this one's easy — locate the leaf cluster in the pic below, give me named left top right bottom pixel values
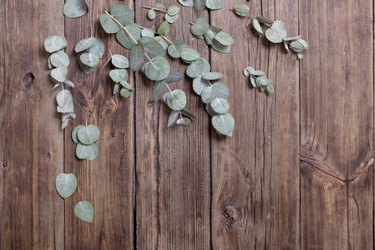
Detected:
left=178, top=0, right=223, bottom=11
left=63, top=0, right=88, bottom=18
left=145, top=3, right=180, bottom=24
left=243, top=67, right=274, bottom=94
left=190, top=18, right=234, bottom=54
left=75, top=37, right=106, bottom=73
left=72, top=124, right=100, bottom=160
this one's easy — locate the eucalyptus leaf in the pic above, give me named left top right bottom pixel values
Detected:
left=80, top=53, right=100, bottom=68
left=55, top=173, right=77, bottom=199
left=63, top=0, right=88, bottom=18
left=50, top=51, right=70, bottom=68
left=167, top=110, right=179, bottom=127
left=210, top=97, right=229, bottom=114
left=204, top=26, right=221, bottom=45
left=257, top=16, right=273, bottom=25
left=181, top=47, right=200, bottom=62
left=141, top=28, right=155, bottom=38
left=201, top=82, right=229, bottom=103
left=61, top=112, right=76, bottom=129
left=191, top=18, right=209, bottom=37
left=165, top=71, right=184, bottom=83
left=206, top=0, right=222, bottom=10
left=178, top=0, right=194, bottom=7
left=154, top=3, right=165, bottom=9
left=233, top=4, right=249, bottom=17
left=153, top=80, right=166, bottom=101
left=163, top=89, right=187, bottom=111
left=167, top=41, right=187, bottom=59
left=75, top=37, right=96, bottom=53
left=256, top=75, right=272, bottom=86
left=252, top=19, right=263, bottom=35
left=212, top=113, right=235, bottom=136
left=202, top=72, right=223, bottom=81
left=72, top=125, right=85, bottom=144
left=140, top=37, right=165, bottom=59
left=88, top=38, right=105, bottom=59
left=116, top=23, right=142, bottom=49
left=129, top=43, right=145, bottom=71
left=186, top=58, right=206, bottom=78
left=44, top=35, right=67, bottom=53
left=193, top=0, right=206, bottom=11
left=56, top=89, right=74, bottom=113
left=167, top=6, right=180, bottom=16
left=63, top=80, right=75, bottom=88
left=157, top=21, right=170, bottom=36
left=77, top=125, right=100, bottom=145
left=100, top=13, right=120, bottom=34
left=110, top=69, right=128, bottom=83
left=265, top=20, right=287, bottom=43
left=148, top=9, right=156, bottom=20
left=76, top=143, right=97, bottom=159
left=143, top=56, right=170, bottom=81
left=50, top=67, right=68, bottom=83
left=155, top=36, right=169, bottom=49
left=214, top=31, right=234, bottom=46
left=74, top=201, right=94, bottom=223
left=120, top=88, right=132, bottom=98
left=211, top=40, right=231, bottom=53
left=165, top=13, right=179, bottom=24
left=111, top=54, right=129, bottom=68
left=177, top=118, right=191, bottom=126
left=110, top=4, right=135, bottom=25
left=193, top=76, right=210, bottom=95
left=113, top=83, right=120, bottom=94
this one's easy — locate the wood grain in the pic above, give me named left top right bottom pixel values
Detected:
left=0, top=0, right=65, bottom=249
left=134, top=1, right=211, bottom=249
left=63, top=0, right=134, bottom=249
left=300, top=0, right=374, bottom=249
left=210, top=0, right=300, bottom=249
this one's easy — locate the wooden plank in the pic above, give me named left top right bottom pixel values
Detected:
left=134, top=1, right=211, bottom=249
left=63, top=0, right=134, bottom=248
left=210, top=0, right=300, bottom=249
left=0, top=0, right=64, bottom=249
left=299, top=0, right=374, bottom=249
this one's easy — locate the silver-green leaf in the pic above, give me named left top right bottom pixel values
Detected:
left=143, top=56, right=170, bottom=81
left=212, top=113, right=235, bottom=136
left=55, top=173, right=77, bottom=199
left=74, top=201, right=94, bottom=223
left=63, top=0, right=88, bottom=18
left=44, top=35, right=67, bottom=53
left=77, top=125, right=100, bottom=145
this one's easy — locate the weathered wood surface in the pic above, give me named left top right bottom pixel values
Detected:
left=0, top=0, right=373, bottom=249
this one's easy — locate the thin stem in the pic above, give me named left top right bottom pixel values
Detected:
left=144, top=53, right=152, bottom=62
left=179, top=111, right=183, bottom=119
left=104, top=11, right=138, bottom=44
left=189, top=22, right=194, bottom=25
left=164, top=82, right=173, bottom=93
left=143, top=6, right=168, bottom=13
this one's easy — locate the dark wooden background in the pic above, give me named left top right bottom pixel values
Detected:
left=0, top=0, right=373, bottom=249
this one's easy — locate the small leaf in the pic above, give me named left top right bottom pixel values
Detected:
left=116, top=23, right=142, bottom=49
left=214, top=31, right=234, bottom=46
left=181, top=47, right=200, bottom=62
left=74, top=201, right=94, bottom=223
left=157, top=21, right=171, bottom=36
left=165, top=13, right=179, bottom=24
left=252, top=19, right=263, bottom=35
left=193, top=76, right=210, bottom=95
left=111, top=54, right=129, bottom=69
left=72, top=125, right=85, bottom=144
left=140, top=37, right=165, bottom=59
left=153, top=80, right=167, bottom=101
left=76, top=143, right=99, bottom=160
left=129, top=43, right=145, bottom=71
left=167, top=41, right=187, bottom=59
left=63, top=0, right=88, bottom=18
left=167, top=6, right=180, bottom=16
left=233, top=4, right=250, bottom=17
left=143, top=56, right=170, bottom=81
left=178, top=0, right=194, bottom=7
left=191, top=18, right=209, bottom=37
left=110, top=4, right=135, bottom=25
left=120, top=88, right=132, bottom=98
left=167, top=110, right=179, bottom=127
left=193, top=0, right=206, bottom=11
left=141, top=28, right=155, bottom=38
left=201, top=82, right=229, bottom=103
left=80, top=53, right=100, bottom=68
left=75, top=37, right=96, bottom=53
left=147, top=9, right=156, bottom=20
left=113, top=83, right=121, bottom=94
left=155, top=36, right=169, bottom=49
left=212, top=113, right=235, bottom=136
left=154, top=3, right=165, bottom=9
left=56, top=89, right=74, bottom=113
left=100, top=13, right=120, bottom=34
left=202, top=72, right=223, bottom=81
left=49, top=51, right=70, bottom=68
left=109, top=69, right=128, bottom=83
left=163, top=89, right=187, bottom=111
left=210, top=97, right=229, bottom=114
left=51, top=67, right=68, bottom=83
left=77, top=125, right=100, bottom=145
left=176, top=118, right=191, bottom=126
left=265, top=20, right=287, bottom=43
left=44, top=35, right=67, bottom=53
left=256, top=75, right=272, bottom=86
left=55, top=173, right=77, bottom=199
left=88, top=38, right=105, bottom=59
left=205, top=0, right=222, bottom=10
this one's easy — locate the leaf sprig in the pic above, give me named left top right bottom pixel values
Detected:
left=190, top=18, right=234, bottom=54
left=178, top=0, right=223, bottom=11
left=243, top=67, right=274, bottom=94
left=143, top=3, right=180, bottom=24
left=75, top=37, right=105, bottom=73
left=44, top=35, right=76, bottom=129
left=72, top=124, right=100, bottom=160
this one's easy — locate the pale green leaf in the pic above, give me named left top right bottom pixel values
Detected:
left=72, top=125, right=85, bottom=144
left=157, top=21, right=170, bottom=36
left=44, top=35, right=67, bottom=53
left=55, top=173, right=77, bottom=199
left=181, top=47, right=200, bottom=62
left=176, top=118, right=191, bottom=126
left=178, top=0, right=194, bottom=7
left=167, top=6, right=180, bottom=15
left=206, top=0, right=222, bottom=10
left=201, top=82, right=229, bottom=103
left=50, top=51, right=70, bottom=68
left=111, top=54, right=129, bottom=68
left=110, top=4, right=134, bottom=25
left=88, top=38, right=105, bottom=59
left=167, top=41, right=187, bottom=58
left=167, top=110, right=179, bottom=127
left=163, top=89, right=187, bottom=111
left=148, top=9, right=156, bottom=20
left=210, top=97, right=229, bottom=114
left=74, top=201, right=94, bottom=223
left=143, top=56, right=170, bottom=81
left=129, top=43, right=145, bottom=71
left=252, top=19, right=263, bottom=34
left=100, top=13, right=120, bottom=34
left=165, top=13, right=179, bottom=23
left=193, top=76, right=210, bottom=95
left=77, top=125, right=100, bottom=145
left=80, top=53, right=100, bottom=68
left=116, top=23, right=141, bottom=49
left=109, top=69, right=128, bottom=83
left=212, top=113, right=235, bottom=136
left=75, top=37, right=96, bottom=53
left=265, top=20, right=287, bottom=43
left=56, top=89, right=74, bottom=113
left=50, top=67, right=68, bottom=83
left=191, top=18, right=209, bottom=37
left=214, top=31, right=234, bottom=46
left=233, top=4, right=249, bottom=17
left=202, top=72, right=223, bottom=80
left=63, top=0, right=88, bottom=18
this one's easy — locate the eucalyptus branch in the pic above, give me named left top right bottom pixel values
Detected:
left=104, top=11, right=138, bottom=45
left=143, top=5, right=168, bottom=13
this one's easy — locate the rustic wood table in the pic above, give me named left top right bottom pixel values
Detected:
left=0, top=0, right=373, bottom=249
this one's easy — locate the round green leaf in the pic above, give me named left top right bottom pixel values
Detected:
left=167, top=41, right=187, bottom=58
left=165, top=13, right=179, bottom=23
left=233, top=4, right=250, bottom=17
left=110, top=4, right=135, bottom=25
left=210, top=98, right=229, bottom=114
left=56, top=89, right=74, bottom=113
left=77, top=125, right=100, bottom=145
left=75, top=37, right=96, bottom=53
left=76, top=143, right=99, bottom=160
left=176, top=118, right=191, bottom=126
left=100, top=13, right=119, bottom=34
left=163, top=89, right=187, bottom=111
left=88, top=38, right=105, bottom=59
left=211, top=40, right=231, bottom=53
left=109, top=69, right=128, bottom=83
left=214, top=31, right=234, bottom=46
left=50, top=51, right=70, bottom=68
left=74, top=201, right=94, bottom=223
left=116, top=23, right=142, bottom=49
left=186, top=58, right=210, bottom=78
left=290, top=39, right=308, bottom=53
left=55, top=173, right=77, bottom=199
left=129, top=43, right=145, bottom=71
left=193, top=76, right=210, bottom=95
left=154, top=3, right=165, bottom=9
left=252, top=19, right=263, bottom=34
left=72, top=125, right=85, bottom=144
left=155, top=36, right=169, bottom=49
left=44, top=35, right=67, bottom=53
left=212, top=113, right=235, bottom=136
left=157, top=21, right=170, bottom=36
left=143, top=56, right=170, bottom=81
left=120, top=88, right=132, bottom=98
left=191, top=18, right=209, bottom=37
left=202, top=72, right=223, bottom=81
left=50, top=67, right=68, bottom=83
left=201, top=82, right=229, bottom=103
left=181, top=47, right=200, bottom=62
left=256, top=75, right=272, bottom=86
left=141, top=28, right=155, bottom=38
left=265, top=20, right=287, bottom=43
left=206, top=0, right=223, bottom=10
left=148, top=9, right=156, bottom=20
left=167, top=6, right=180, bottom=15
left=178, top=0, right=194, bottom=7
left=111, top=54, right=129, bottom=68
left=140, top=37, right=165, bottom=59
left=80, top=53, right=100, bottom=68
left=63, top=0, right=88, bottom=18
